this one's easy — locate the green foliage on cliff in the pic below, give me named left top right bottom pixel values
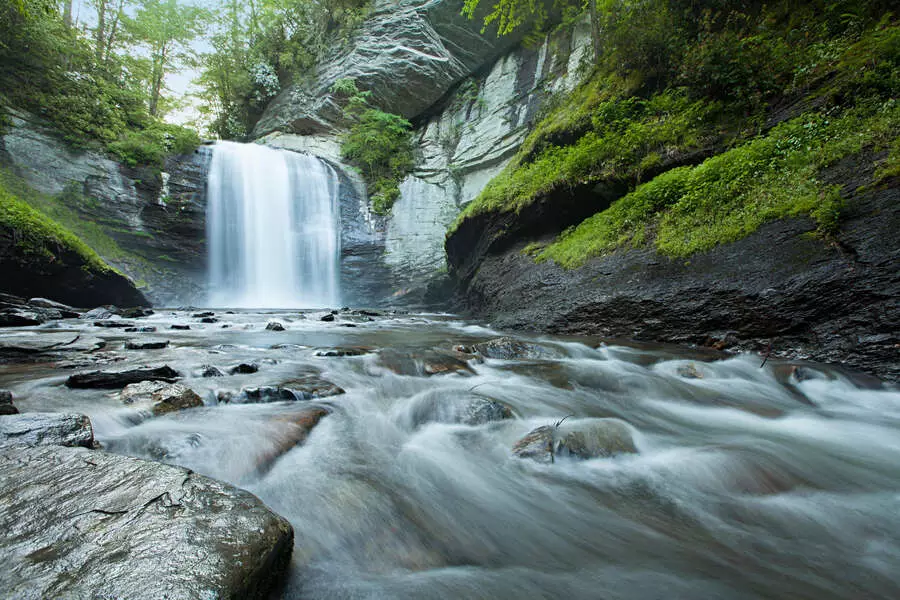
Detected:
left=336, top=80, right=414, bottom=215
left=0, top=0, right=200, bottom=165
left=451, top=0, right=899, bottom=263
left=0, top=177, right=112, bottom=274
left=109, top=123, right=201, bottom=167
left=540, top=100, right=899, bottom=265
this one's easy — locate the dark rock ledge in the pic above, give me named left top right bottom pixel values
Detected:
left=0, top=415, right=293, bottom=598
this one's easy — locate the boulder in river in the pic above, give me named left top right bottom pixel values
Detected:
left=468, top=337, right=563, bottom=360
left=125, top=338, right=170, bottom=350
left=314, top=346, right=372, bottom=357
left=201, top=365, right=225, bottom=377
left=0, top=332, right=106, bottom=356
left=242, top=373, right=344, bottom=402
left=66, top=365, right=180, bottom=389
left=192, top=311, right=215, bottom=318
left=230, top=362, right=260, bottom=375
left=0, top=444, right=294, bottom=598
left=266, top=321, right=286, bottom=331
left=512, top=419, right=638, bottom=463
left=81, top=306, right=115, bottom=320
left=120, top=381, right=202, bottom=415
left=0, top=390, right=17, bottom=415
left=376, top=348, right=475, bottom=377
left=0, top=308, right=45, bottom=327
left=170, top=324, right=191, bottom=330
left=0, top=413, right=94, bottom=448
left=124, top=326, right=157, bottom=333
left=255, top=405, right=331, bottom=475
left=319, top=313, right=335, bottom=322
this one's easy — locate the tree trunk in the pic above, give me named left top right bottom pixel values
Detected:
left=103, top=0, right=124, bottom=64
left=149, top=43, right=167, bottom=117
left=63, top=0, right=73, bottom=28
left=94, top=0, right=107, bottom=62
left=589, top=0, right=601, bottom=64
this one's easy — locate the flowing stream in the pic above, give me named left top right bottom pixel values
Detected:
left=3, top=311, right=900, bottom=599
left=206, top=142, right=340, bottom=308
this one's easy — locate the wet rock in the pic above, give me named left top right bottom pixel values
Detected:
left=500, top=361, right=572, bottom=389
left=192, top=311, right=215, bottom=318
left=470, top=337, right=563, bottom=360
left=27, top=298, right=80, bottom=318
left=125, top=338, right=169, bottom=350
left=340, top=323, right=358, bottom=328
left=266, top=321, right=286, bottom=331
left=255, top=406, right=331, bottom=474
left=150, top=384, right=203, bottom=415
left=201, top=365, right=225, bottom=378
left=229, top=363, right=259, bottom=375
left=94, top=320, right=135, bottom=328
left=118, top=307, right=154, bottom=318
left=357, top=309, right=383, bottom=317
left=676, top=363, right=704, bottom=379
left=0, top=413, right=94, bottom=448
left=377, top=348, right=475, bottom=377
left=320, top=314, right=335, bottom=322
left=0, top=309, right=44, bottom=327
left=0, top=390, right=17, bottom=415
left=314, top=346, right=372, bottom=357
left=81, top=306, right=115, bottom=320
left=240, top=373, right=344, bottom=403
left=200, top=317, right=219, bottom=323
left=66, top=365, right=180, bottom=389
left=124, top=326, right=157, bottom=333
left=0, top=333, right=106, bottom=355
left=0, top=444, right=294, bottom=599
left=512, top=419, right=637, bottom=463
left=406, top=392, right=513, bottom=428
left=170, top=324, right=191, bottom=330
left=120, top=382, right=203, bottom=415
left=511, top=425, right=555, bottom=463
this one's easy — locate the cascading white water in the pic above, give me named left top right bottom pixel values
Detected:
left=206, top=141, right=340, bottom=308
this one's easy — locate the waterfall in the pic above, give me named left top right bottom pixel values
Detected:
left=206, top=141, right=340, bottom=308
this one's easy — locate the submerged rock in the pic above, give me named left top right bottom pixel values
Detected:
left=124, top=326, right=157, bottom=333
left=170, top=324, right=191, bottom=330
left=0, top=444, right=294, bottom=599
left=192, top=311, right=215, bottom=318
left=93, top=319, right=135, bottom=328
left=512, top=419, right=638, bottom=463
left=66, top=365, right=180, bottom=389
left=255, top=406, right=331, bottom=475
left=200, top=316, right=219, bottom=323
left=0, top=413, right=94, bottom=448
left=319, top=314, right=334, bottom=322
left=314, top=346, right=372, bottom=357
left=266, top=321, right=286, bottom=331
left=469, top=337, right=563, bottom=360
left=125, top=338, right=169, bottom=350
left=377, top=348, right=475, bottom=377
left=0, top=390, right=16, bottom=415
left=242, top=373, right=344, bottom=403
left=405, top=391, right=513, bottom=428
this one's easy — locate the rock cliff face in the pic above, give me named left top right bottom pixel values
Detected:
left=0, top=109, right=210, bottom=306
left=254, top=4, right=592, bottom=304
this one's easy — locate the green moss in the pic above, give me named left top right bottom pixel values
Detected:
left=450, top=87, right=725, bottom=232
left=539, top=100, right=898, bottom=266
left=0, top=178, right=111, bottom=274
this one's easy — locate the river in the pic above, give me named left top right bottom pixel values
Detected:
left=2, top=309, right=899, bottom=599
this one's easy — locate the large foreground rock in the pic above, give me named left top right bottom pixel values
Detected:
left=0, top=444, right=293, bottom=599
left=0, top=413, right=94, bottom=448
left=0, top=332, right=106, bottom=356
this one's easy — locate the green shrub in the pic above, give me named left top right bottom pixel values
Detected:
left=108, top=123, right=201, bottom=167
left=338, top=83, right=414, bottom=215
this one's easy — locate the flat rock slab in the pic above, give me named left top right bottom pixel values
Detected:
left=125, top=338, right=170, bottom=350
left=0, top=333, right=106, bottom=354
left=66, top=365, right=180, bottom=389
left=0, top=445, right=293, bottom=599
left=0, top=413, right=94, bottom=448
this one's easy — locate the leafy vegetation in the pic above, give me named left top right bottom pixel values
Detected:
left=0, top=175, right=112, bottom=275
left=0, top=0, right=201, bottom=164
left=539, top=100, right=899, bottom=266
left=452, top=0, right=899, bottom=266
left=334, top=80, right=414, bottom=215
left=197, top=0, right=372, bottom=139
